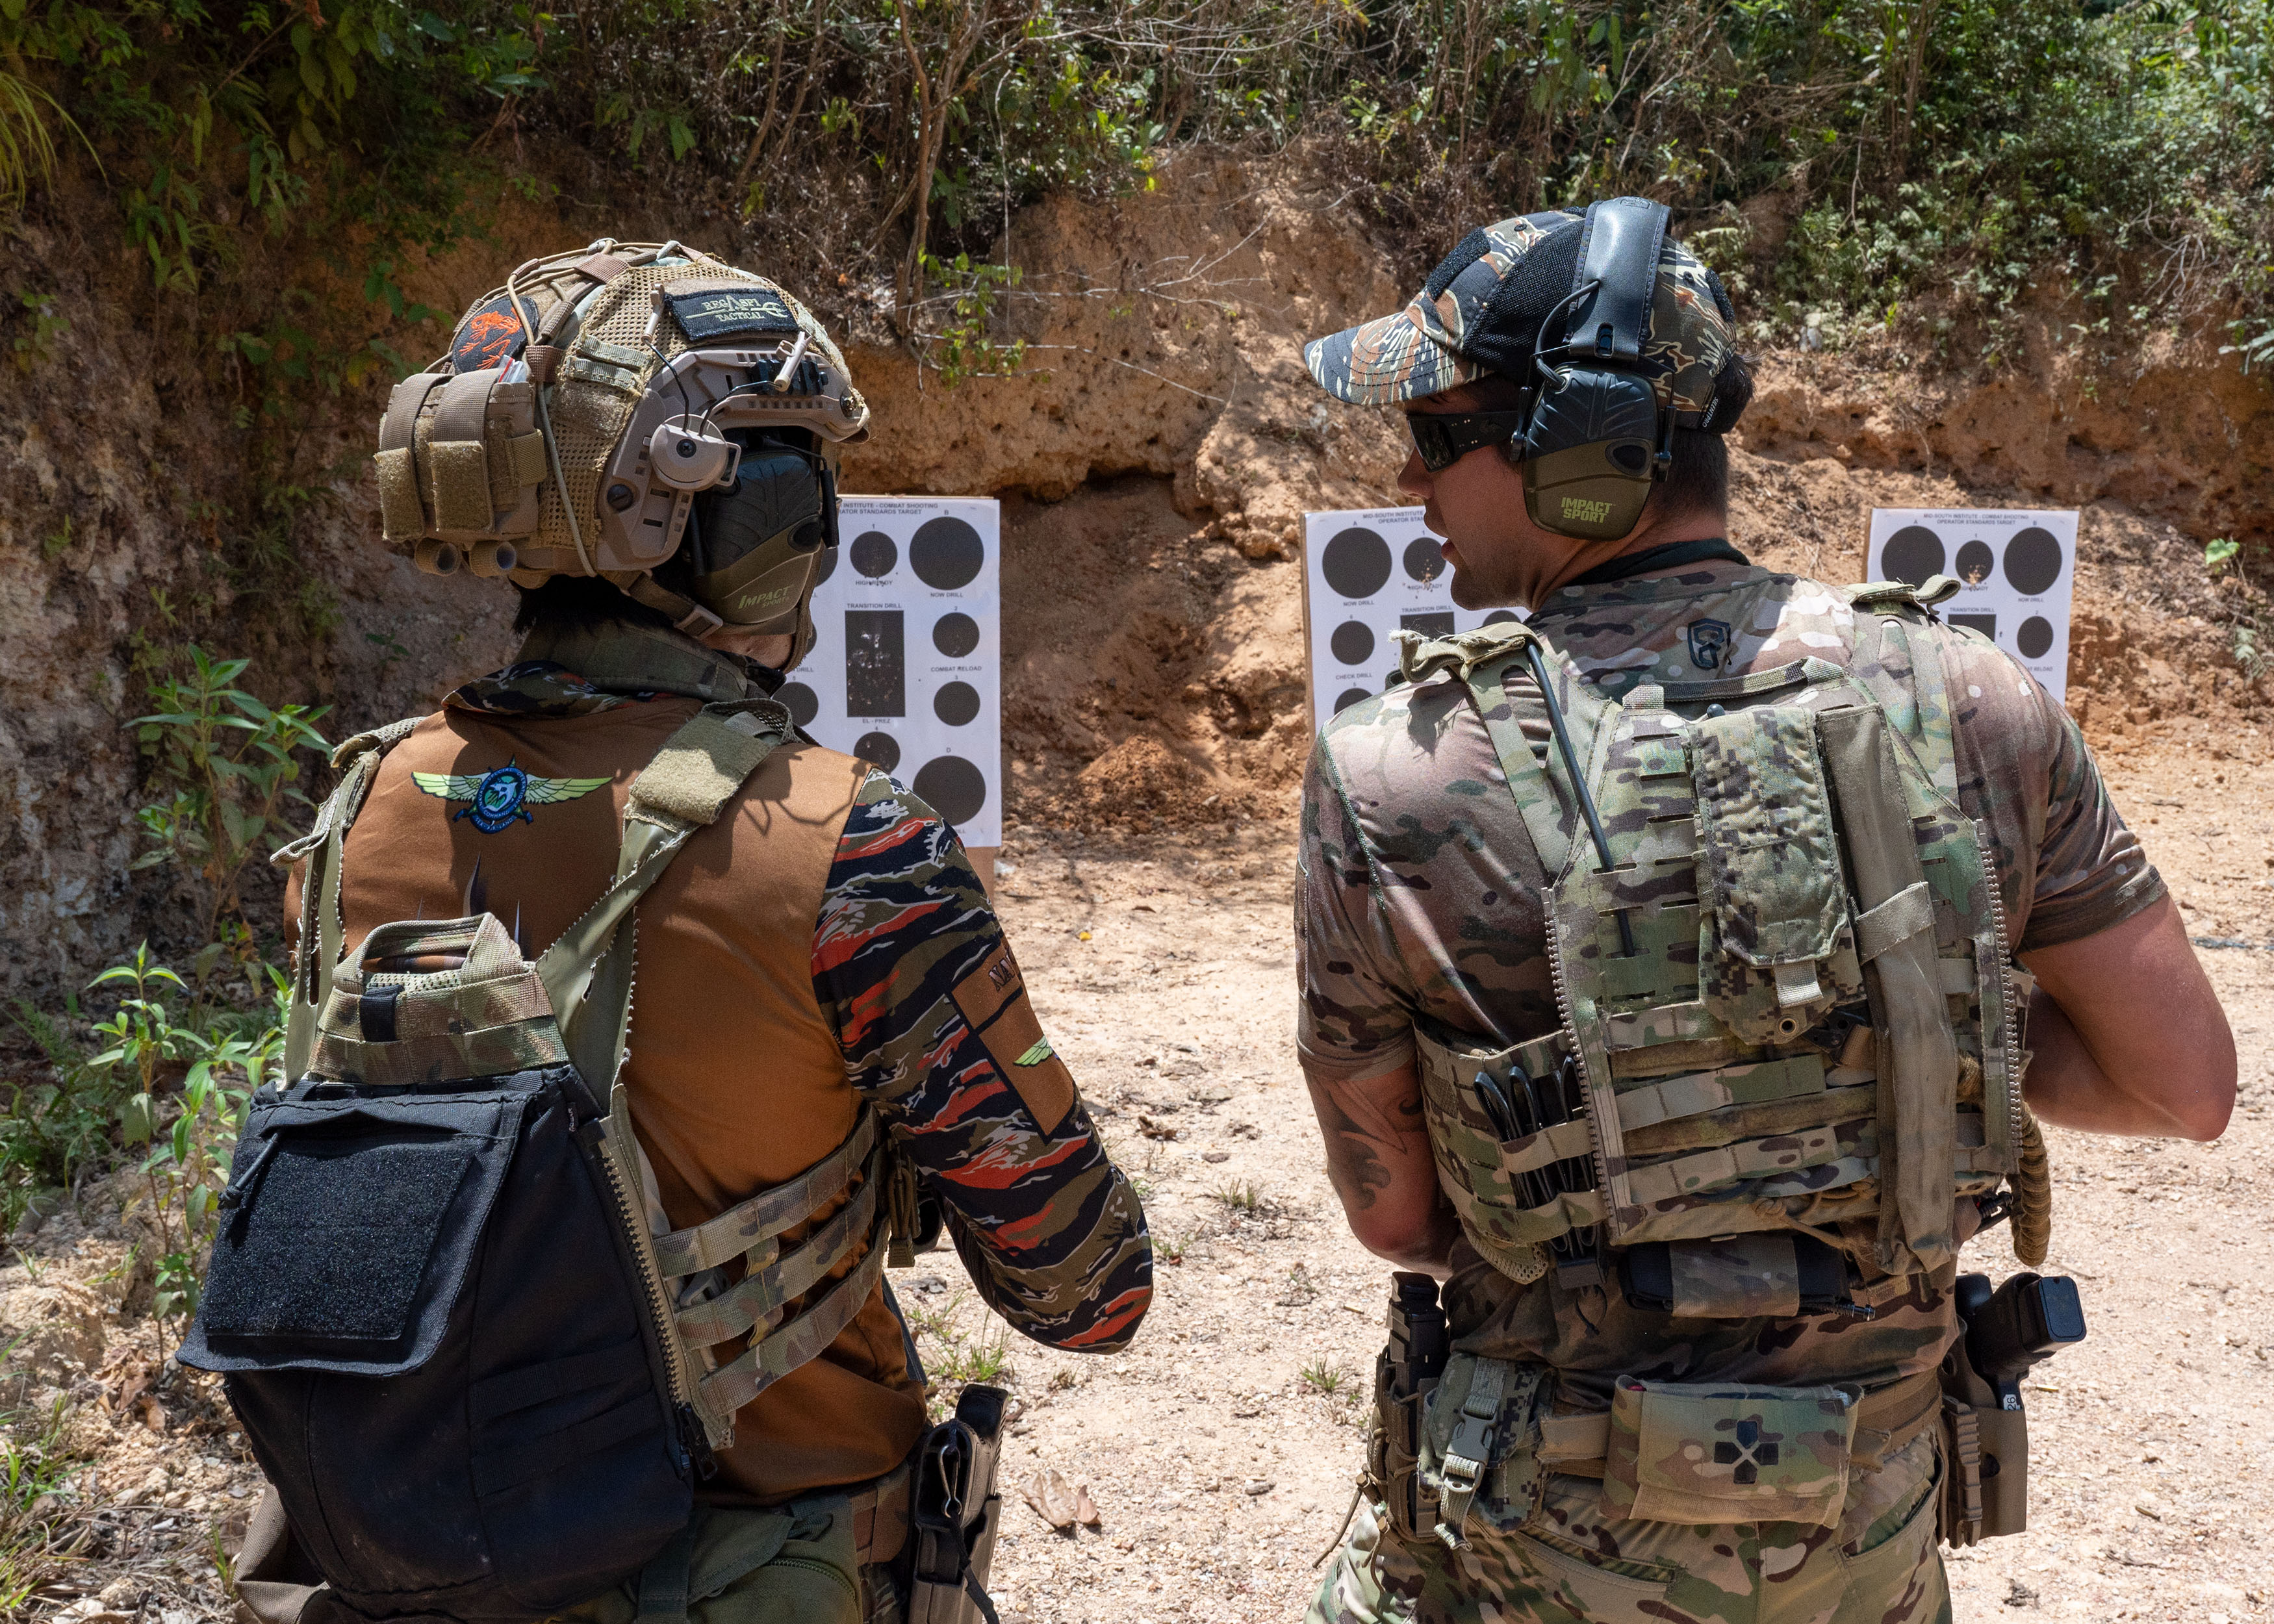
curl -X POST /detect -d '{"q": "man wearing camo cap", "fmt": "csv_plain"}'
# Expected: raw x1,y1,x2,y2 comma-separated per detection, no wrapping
1292,201,2234,1622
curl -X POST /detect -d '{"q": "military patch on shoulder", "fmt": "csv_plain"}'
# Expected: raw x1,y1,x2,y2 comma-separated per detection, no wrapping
1686,617,1731,672
450,292,530,374
412,758,612,833
951,942,1077,1136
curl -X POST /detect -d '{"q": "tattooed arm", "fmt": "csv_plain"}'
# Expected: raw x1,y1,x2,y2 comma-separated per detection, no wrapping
1303,1060,1462,1276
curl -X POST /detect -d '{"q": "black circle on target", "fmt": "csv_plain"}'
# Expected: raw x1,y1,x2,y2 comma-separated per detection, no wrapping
854,731,901,772
1880,525,1944,586
2003,527,2062,596
777,682,819,728
1320,527,1393,599
934,681,981,727
1330,620,1375,666
850,531,897,578
2016,616,2054,659
1403,537,1444,583
912,755,988,826
933,612,980,658
1333,687,1372,715
1955,540,1994,585
911,516,985,590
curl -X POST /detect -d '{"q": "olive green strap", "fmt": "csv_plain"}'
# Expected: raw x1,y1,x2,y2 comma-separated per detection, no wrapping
1433,1356,1509,1550
1464,655,1576,881
1816,705,1959,1273
276,717,424,1081
536,700,793,1079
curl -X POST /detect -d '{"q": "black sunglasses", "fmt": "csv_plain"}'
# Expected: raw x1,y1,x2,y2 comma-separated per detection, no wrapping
1405,407,1532,472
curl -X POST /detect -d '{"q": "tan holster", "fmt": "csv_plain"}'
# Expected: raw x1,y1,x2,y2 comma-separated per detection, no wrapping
904,1385,1008,1624
1937,1339,2028,1545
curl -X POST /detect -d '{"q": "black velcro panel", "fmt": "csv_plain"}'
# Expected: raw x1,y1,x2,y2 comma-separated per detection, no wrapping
200,1137,471,1342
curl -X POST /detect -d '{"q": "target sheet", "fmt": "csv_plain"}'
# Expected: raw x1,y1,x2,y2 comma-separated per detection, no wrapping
782,497,1002,848
1300,506,1521,736
1866,508,2078,703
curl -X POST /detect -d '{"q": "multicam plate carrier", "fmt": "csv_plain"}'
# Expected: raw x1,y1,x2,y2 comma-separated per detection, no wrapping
1403,577,2040,1315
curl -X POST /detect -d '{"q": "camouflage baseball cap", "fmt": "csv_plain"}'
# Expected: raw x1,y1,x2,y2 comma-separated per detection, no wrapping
1304,205,1752,429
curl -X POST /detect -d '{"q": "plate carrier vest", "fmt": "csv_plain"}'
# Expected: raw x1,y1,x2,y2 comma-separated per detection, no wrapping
1401,578,2050,1316
183,697,910,1621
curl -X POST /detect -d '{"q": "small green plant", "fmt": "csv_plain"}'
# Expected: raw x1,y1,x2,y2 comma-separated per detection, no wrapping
933,1332,1011,1386
0,1385,86,1607
10,292,67,372
1212,1179,1264,1215
86,944,198,1151
37,516,70,561
84,946,272,1351
901,1286,970,1342
1155,1230,1186,1265
4,998,114,1190
365,628,412,679
2207,537,2242,575
133,646,330,936
1299,1358,1352,1398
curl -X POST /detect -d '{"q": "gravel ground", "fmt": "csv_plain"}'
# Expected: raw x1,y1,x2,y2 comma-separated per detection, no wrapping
3,752,2268,1624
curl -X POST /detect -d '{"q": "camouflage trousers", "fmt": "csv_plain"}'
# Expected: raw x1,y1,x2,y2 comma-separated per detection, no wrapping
1309,1434,1947,1624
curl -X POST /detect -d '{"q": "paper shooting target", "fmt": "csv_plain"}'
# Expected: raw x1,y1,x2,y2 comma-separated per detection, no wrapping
788,497,1001,845
1867,507,2078,703
1301,507,1514,736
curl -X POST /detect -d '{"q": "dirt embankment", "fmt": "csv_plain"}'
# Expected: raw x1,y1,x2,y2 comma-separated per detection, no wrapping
0,147,2268,998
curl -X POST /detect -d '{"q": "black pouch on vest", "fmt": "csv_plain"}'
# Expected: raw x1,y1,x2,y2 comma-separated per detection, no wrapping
1618,1233,1861,1318
181,1067,693,1623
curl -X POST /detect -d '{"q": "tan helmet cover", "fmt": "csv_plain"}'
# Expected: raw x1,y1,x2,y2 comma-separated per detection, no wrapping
372,239,869,633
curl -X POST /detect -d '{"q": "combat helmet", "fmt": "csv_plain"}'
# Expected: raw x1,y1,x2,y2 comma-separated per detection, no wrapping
371,238,869,663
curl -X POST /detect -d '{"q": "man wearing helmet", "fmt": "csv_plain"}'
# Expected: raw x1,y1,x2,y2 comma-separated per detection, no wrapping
233,242,1152,1624
1294,201,2232,1622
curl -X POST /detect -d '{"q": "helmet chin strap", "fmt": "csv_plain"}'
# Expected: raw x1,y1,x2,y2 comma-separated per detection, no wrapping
604,570,724,637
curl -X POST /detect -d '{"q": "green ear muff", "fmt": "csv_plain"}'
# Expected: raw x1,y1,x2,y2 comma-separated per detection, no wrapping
678,435,836,637
1520,367,1661,541
1516,197,1674,543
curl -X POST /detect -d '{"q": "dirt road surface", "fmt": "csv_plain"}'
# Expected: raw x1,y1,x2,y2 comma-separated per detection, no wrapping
2,751,2268,1623
963,747,2273,1624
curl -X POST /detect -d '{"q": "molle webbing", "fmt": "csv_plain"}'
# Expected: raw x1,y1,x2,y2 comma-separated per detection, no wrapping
654,1110,891,1419
1410,585,2028,1292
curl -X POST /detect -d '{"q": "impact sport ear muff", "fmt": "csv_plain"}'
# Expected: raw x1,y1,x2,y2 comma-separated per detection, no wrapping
1515,197,1675,544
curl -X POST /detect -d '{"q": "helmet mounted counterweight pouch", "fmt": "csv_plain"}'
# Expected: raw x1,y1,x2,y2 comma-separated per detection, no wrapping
377,241,871,649
1518,197,1674,544
179,700,898,1624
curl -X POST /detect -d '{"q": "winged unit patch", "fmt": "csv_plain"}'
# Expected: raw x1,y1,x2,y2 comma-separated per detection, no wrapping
412,759,611,833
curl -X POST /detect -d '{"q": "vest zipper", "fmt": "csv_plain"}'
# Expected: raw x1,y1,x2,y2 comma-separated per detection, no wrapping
1979,857,2026,1167
1543,935,1611,1237
581,1117,715,1477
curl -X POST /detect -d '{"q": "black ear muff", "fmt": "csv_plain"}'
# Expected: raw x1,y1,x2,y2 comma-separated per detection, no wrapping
1516,197,1674,543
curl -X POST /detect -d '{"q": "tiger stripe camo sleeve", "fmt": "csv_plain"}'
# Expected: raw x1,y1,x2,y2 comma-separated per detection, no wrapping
811,769,1152,1351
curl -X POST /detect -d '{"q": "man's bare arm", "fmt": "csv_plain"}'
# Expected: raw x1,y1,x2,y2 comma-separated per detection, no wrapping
1302,1061,1461,1276
2019,893,2235,1141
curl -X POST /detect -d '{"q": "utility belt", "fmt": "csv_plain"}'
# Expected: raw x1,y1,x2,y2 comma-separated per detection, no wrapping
1361,1269,2079,1552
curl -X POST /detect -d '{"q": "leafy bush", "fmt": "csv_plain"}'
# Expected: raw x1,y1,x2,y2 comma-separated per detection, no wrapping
0,0,2264,385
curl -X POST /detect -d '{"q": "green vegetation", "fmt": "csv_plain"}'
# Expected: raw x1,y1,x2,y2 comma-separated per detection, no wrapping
0,0,2262,391
2,653,324,1351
